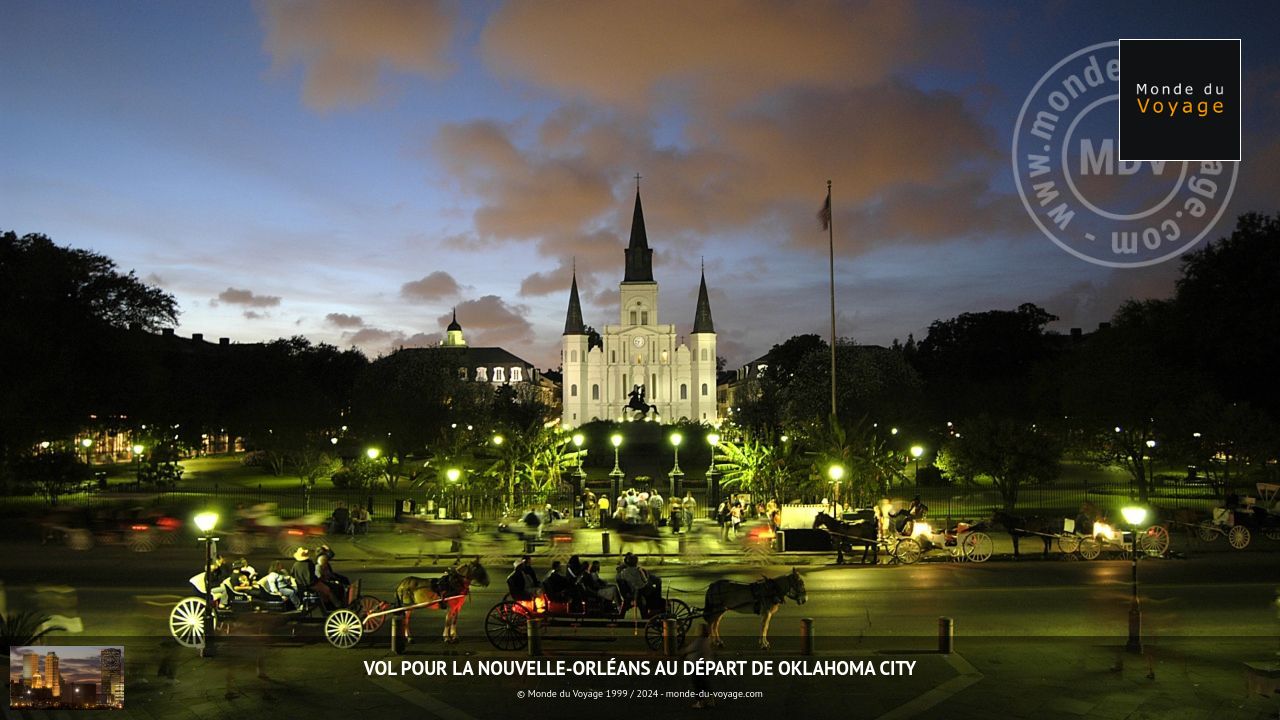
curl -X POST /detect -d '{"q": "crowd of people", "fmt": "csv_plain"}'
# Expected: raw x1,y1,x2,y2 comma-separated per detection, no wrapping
505,552,662,615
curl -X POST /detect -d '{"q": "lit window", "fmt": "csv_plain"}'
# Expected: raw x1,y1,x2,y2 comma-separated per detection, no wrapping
494,367,505,382
680,384,688,400
571,384,578,397
511,367,522,382
592,384,600,400
701,383,708,396
458,367,467,380
476,367,488,382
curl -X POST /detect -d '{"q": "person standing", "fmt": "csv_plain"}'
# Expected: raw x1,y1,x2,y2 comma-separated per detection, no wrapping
669,496,683,534
682,491,698,529
598,494,610,527
650,490,665,527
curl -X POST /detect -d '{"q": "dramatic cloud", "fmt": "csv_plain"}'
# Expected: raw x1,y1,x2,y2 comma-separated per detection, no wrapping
325,312,364,328
481,1,949,110
441,295,533,347
400,270,462,301
217,287,282,307
258,0,456,110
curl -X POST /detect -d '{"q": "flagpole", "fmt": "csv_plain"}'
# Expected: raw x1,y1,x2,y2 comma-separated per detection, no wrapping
827,179,837,425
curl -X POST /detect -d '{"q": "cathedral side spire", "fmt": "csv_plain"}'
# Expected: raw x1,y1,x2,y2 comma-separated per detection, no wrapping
563,270,586,335
693,269,714,333
623,190,654,282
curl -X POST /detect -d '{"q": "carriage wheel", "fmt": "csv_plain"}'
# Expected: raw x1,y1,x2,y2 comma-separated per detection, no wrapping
1078,537,1101,560
1228,525,1251,550
644,612,687,651
1264,527,1280,542
665,598,695,631
169,597,208,648
127,530,156,553
1196,524,1218,542
485,602,528,650
226,532,253,556
355,595,387,633
1056,534,1080,555
1139,525,1170,557
963,532,994,563
894,538,922,565
324,608,364,648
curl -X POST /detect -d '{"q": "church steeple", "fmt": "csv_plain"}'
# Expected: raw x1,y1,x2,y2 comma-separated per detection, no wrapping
693,268,715,334
443,308,467,346
563,270,586,335
623,190,654,282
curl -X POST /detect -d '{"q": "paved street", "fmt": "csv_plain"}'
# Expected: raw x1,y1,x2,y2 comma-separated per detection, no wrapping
4,525,1279,719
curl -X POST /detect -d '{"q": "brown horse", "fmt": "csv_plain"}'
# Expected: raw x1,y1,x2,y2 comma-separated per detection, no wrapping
394,559,489,644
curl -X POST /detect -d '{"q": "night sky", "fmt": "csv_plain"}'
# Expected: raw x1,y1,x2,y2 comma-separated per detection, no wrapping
3,1,1277,368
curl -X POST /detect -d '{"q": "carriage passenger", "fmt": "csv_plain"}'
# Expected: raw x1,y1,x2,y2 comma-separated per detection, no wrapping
617,553,660,612
543,561,573,602
257,561,301,609
584,560,621,608
290,547,338,610
507,555,540,601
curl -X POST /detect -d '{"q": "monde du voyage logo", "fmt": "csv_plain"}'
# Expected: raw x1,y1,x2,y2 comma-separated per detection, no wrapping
1013,40,1240,268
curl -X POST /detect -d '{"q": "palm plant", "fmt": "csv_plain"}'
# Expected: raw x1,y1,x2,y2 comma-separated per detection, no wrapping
1,610,62,649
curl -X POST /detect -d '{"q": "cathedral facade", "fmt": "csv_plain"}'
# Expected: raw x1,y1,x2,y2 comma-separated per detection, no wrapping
561,191,718,428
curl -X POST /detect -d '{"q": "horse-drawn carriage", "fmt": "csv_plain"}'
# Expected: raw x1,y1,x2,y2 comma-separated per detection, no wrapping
992,509,1171,560
168,578,384,650
812,509,993,564
484,580,695,652
1166,484,1280,550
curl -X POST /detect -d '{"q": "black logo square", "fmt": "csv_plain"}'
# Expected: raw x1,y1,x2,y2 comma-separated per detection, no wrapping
1119,39,1240,161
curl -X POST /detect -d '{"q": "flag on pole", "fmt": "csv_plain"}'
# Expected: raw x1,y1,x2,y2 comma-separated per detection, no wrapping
818,194,832,230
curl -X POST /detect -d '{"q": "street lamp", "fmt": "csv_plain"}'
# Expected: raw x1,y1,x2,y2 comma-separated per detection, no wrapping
1144,439,1156,489
493,434,504,446
827,464,845,514
572,433,586,498
446,468,461,518
707,433,721,507
609,433,624,500
193,511,219,657
80,438,93,466
669,432,684,497
1121,505,1147,653
366,447,380,460
910,445,924,493
132,444,145,487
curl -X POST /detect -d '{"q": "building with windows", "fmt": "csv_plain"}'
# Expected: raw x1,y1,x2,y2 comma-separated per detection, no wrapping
560,190,718,428
100,648,123,707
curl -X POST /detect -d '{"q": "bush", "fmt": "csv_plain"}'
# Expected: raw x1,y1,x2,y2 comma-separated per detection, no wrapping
241,450,271,468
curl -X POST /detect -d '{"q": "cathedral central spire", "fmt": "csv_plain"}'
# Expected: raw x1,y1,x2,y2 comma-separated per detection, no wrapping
623,190,654,282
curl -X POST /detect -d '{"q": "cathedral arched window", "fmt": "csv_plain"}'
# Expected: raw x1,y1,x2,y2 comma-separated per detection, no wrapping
611,350,616,363
571,384,578,397
701,383,709,396
571,350,578,362
680,384,688,400
630,311,638,324
641,311,649,325
700,348,708,361
592,384,599,400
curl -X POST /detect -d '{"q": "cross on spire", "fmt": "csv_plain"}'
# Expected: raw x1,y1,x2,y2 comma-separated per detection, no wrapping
634,173,642,191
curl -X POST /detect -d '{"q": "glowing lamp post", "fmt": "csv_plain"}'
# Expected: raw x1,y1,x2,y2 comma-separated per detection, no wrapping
493,434,504,446
1144,439,1156,490
80,438,93,466
193,511,220,657
131,444,145,486
609,433,624,500
1121,505,1147,653
669,432,684,497
366,447,380,460
828,464,845,514
572,433,586,498
910,445,924,493
446,468,461,519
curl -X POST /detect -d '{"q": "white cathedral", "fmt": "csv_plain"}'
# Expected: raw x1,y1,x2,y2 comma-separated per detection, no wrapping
560,190,719,428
